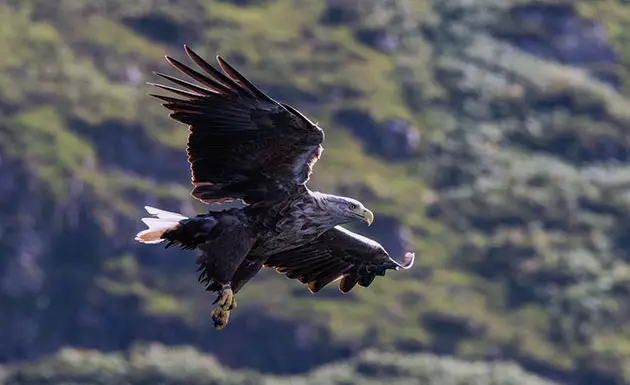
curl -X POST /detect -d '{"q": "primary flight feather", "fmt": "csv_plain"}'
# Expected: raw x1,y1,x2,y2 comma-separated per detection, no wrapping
136,45,415,330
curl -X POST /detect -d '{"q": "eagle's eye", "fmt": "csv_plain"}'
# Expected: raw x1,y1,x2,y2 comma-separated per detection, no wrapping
348,203,357,210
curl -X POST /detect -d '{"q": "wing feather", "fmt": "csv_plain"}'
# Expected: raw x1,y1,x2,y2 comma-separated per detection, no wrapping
265,226,415,294
165,55,236,95
150,45,325,204
184,46,246,93
152,72,218,96
148,83,204,99
216,55,274,101
339,275,360,293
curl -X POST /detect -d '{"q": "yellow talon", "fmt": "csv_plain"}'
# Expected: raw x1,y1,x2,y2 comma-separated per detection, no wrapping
218,286,237,311
211,308,230,330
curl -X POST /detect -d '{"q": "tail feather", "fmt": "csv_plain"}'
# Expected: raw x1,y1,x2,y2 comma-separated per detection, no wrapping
135,206,188,244
144,206,188,220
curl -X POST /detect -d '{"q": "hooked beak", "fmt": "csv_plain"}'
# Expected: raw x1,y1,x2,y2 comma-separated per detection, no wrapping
362,208,374,226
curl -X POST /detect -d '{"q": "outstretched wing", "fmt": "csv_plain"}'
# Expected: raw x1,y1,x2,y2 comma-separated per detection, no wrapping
150,45,325,204
265,226,415,294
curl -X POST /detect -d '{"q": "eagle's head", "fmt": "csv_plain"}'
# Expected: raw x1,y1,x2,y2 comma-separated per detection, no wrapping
316,193,374,226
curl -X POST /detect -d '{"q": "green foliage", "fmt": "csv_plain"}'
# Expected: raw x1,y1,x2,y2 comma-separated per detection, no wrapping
2,0,630,383
0,343,559,385
0,107,94,200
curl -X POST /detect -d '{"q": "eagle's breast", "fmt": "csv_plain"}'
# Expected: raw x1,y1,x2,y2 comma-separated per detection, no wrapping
248,194,334,256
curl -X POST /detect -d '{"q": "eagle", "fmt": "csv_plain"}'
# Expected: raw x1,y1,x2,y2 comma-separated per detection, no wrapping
135,45,415,330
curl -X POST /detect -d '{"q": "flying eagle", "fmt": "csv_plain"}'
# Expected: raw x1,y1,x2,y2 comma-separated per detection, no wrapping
135,46,415,329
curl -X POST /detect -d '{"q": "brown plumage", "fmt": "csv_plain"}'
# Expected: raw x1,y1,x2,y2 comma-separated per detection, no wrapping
135,46,415,330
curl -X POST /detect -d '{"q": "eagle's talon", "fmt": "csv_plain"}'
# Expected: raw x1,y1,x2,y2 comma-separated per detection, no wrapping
211,308,230,330
217,285,236,311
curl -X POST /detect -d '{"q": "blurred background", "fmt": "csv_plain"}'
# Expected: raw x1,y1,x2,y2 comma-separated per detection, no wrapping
1,0,630,384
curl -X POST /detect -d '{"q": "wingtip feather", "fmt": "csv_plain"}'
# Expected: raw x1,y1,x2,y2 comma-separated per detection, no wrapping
338,275,359,293
164,55,177,66
183,44,196,58
396,252,415,270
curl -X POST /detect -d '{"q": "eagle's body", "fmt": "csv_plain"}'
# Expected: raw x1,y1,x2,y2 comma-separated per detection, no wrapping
135,46,414,329
246,189,339,256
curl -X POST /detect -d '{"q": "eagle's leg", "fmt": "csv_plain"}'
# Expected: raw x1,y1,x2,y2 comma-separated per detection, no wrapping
209,258,264,329
210,284,236,330
197,212,255,330
214,284,237,311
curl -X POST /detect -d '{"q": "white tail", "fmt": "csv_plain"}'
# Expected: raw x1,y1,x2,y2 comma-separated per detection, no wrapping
135,206,188,244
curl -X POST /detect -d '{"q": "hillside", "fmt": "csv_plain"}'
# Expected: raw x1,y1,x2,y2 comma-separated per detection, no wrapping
2,0,630,384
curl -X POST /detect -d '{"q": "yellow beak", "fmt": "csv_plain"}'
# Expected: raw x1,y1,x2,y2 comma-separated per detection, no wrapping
362,209,374,226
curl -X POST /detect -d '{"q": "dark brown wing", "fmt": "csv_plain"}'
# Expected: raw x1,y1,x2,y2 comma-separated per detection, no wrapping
150,45,324,204
265,226,415,294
